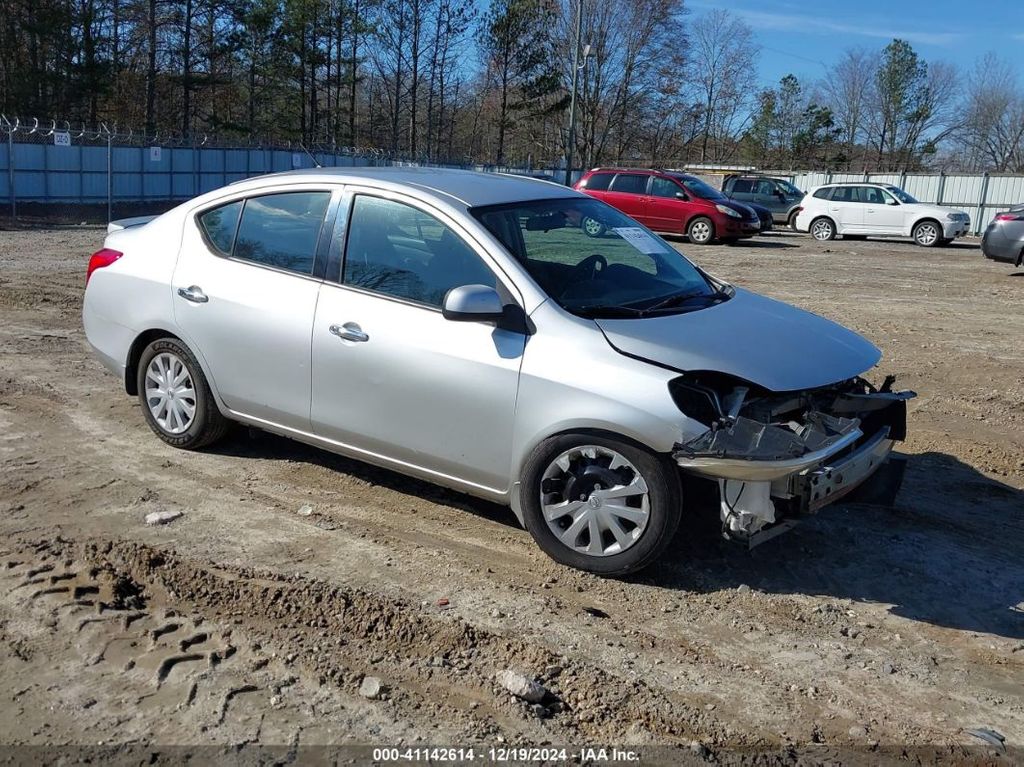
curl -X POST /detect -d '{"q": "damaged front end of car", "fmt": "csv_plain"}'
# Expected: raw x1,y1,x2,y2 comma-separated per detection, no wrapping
670,373,916,546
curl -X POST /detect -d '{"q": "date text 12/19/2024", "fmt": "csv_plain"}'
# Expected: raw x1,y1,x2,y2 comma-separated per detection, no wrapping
372,746,641,762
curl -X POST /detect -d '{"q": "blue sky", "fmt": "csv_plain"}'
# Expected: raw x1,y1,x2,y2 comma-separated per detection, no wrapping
689,0,1024,87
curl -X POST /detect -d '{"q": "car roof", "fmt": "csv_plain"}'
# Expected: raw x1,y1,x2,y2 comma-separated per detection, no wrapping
236,166,578,208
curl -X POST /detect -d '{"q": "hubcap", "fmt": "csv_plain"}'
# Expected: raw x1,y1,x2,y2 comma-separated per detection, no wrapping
691,221,711,242
916,224,937,245
583,217,602,236
540,446,651,558
145,352,196,435
812,220,832,240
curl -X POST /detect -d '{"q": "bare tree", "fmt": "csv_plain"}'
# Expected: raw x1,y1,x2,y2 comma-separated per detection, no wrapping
821,47,873,168
687,9,758,163
953,53,1024,172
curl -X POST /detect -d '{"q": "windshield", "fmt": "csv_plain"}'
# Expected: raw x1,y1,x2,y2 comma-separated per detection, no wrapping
675,176,726,200
471,197,719,318
776,179,803,196
885,186,919,204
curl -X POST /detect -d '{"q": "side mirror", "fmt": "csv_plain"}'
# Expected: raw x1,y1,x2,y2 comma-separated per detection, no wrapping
675,191,689,201
887,198,899,206
442,284,505,322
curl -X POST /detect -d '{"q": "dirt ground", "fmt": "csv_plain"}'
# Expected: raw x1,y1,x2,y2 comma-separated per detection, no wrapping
0,224,1022,764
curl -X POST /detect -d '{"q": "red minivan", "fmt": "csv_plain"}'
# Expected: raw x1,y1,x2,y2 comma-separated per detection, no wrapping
574,168,760,244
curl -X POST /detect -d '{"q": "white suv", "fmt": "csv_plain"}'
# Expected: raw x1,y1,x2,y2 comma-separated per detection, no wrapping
795,183,970,247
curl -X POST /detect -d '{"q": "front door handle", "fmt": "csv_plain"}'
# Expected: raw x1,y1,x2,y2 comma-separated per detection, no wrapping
177,285,208,303
329,322,369,343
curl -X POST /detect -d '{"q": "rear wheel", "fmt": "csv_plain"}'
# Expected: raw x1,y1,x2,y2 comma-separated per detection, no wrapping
912,219,941,247
787,210,800,230
687,216,714,244
521,434,682,576
810,217,836,241
581,216,605,238
137,337,229,450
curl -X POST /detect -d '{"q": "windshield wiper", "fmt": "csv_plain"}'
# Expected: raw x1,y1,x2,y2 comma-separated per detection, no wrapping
571,304,647,318
642,288,730,314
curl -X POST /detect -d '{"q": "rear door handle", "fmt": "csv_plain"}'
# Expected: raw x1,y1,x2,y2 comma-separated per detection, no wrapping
329,322,369,343
177,285,208,303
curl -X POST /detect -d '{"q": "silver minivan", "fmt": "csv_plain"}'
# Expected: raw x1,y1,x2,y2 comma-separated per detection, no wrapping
83,168,914,575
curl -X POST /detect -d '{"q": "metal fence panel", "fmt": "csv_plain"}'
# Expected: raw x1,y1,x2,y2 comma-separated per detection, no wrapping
3,122,1024,231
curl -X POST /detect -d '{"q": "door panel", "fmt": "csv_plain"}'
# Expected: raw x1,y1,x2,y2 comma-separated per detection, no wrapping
861,189,905,233
172,189,333,429
311,286,525,491
310,190,526,492
826,187,865,232
644,176,687,232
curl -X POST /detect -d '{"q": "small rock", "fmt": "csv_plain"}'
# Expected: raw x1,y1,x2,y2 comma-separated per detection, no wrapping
582,606,609,619
269,695,281,707
736,584,751,594
882,662,895,675
359,676,385,699
529,703,548,718
297,504,314,516
490,608,504,619
145,510,183,526
849,725,868,738
436,598,450,608
495,669,546,703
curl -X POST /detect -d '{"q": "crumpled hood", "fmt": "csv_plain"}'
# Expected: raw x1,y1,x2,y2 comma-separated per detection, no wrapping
596,288,881,392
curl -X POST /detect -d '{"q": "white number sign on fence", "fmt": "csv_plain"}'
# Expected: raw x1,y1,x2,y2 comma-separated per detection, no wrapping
149,146,162,163
53,131,71,147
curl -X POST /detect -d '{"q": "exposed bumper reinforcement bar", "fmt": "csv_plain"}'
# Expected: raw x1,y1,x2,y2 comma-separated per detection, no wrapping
674,424,863,481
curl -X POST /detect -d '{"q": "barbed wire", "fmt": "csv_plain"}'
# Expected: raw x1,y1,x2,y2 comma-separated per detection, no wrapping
0,114,480,166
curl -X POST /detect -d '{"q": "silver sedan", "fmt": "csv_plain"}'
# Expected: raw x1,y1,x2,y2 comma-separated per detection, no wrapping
83,168,914,575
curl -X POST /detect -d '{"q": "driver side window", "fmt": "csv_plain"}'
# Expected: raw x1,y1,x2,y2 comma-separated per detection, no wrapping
342,195,496,308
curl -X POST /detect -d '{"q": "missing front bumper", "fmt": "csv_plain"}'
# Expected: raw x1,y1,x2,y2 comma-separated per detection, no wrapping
672,387,914,544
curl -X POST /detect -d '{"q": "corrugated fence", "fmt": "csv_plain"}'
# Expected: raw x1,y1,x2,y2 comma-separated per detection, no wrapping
1,124,1021,233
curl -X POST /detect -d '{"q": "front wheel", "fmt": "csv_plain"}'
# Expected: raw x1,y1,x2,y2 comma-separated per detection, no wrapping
521,434,682,576
137,337,229,450
810,217,836,241
687,216,715,244
913,220,941,247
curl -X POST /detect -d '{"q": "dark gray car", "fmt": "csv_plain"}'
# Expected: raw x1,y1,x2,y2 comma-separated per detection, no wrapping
723,174,805,227
982,204,1024,265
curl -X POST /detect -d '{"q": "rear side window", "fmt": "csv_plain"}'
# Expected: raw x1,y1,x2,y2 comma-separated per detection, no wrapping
609,174,648,194
754,180,776,195
198,201,242,255
581,173,613,191
233,192,331,275
813,187,834,200
730,179,753,193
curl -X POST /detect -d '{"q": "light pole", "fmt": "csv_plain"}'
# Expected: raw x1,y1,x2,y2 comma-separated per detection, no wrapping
563,0,587,187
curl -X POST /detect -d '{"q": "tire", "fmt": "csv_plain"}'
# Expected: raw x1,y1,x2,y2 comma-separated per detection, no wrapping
136,337,229,450
520,433,682,576
810,217,836,241
787,211,800,230
687,216,714,244
581,216,605,238
912,219,942,247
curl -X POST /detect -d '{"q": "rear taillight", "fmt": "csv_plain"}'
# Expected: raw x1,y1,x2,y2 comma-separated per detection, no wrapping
86,248,123,285
995,213,1024,222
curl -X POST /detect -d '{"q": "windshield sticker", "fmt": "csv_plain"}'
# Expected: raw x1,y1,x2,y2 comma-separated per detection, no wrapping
612,227,663,254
